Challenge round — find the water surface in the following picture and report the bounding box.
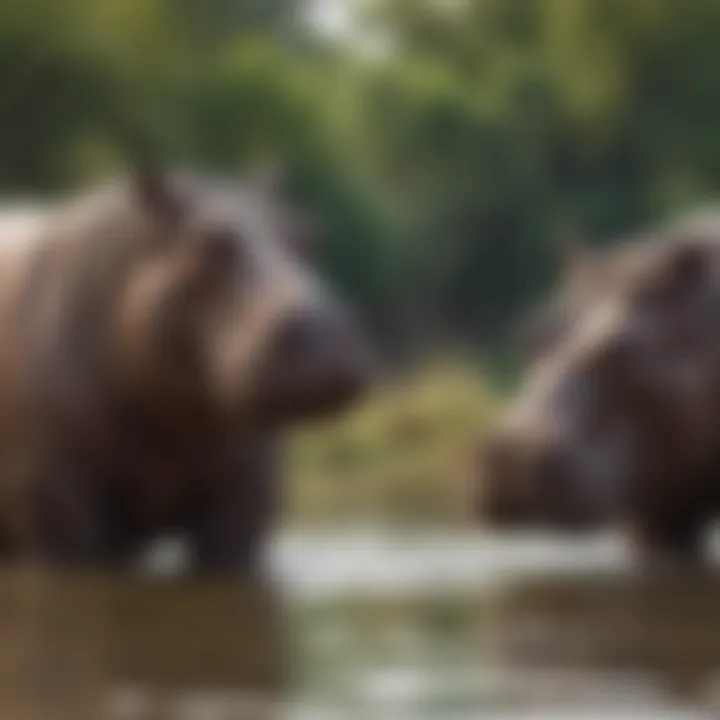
[3,530,720,718]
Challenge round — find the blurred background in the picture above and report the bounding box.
[6,0,720,717]
[8,0,720,526]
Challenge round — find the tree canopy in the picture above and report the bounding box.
[2,0,720,356]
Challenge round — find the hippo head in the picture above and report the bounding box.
[477,231,720,532]
[113,166,373,428]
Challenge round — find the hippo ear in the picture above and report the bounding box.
[131,164,184,222]
[666,240,706,293]
[555,229,593,279]
[639,240,707,306]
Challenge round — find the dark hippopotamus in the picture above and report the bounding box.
[0,166,372,574]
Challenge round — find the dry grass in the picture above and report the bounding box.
[285,359,502,527]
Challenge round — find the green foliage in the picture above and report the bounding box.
[288,360,500,525]
[2,0,720,351]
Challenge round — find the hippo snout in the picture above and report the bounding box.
[476,425,598,531]
[476,430,550,527]
[253,305,374,422]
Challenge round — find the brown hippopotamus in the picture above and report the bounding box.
[0,166,372,574]
[477,212,720,564]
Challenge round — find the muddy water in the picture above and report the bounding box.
[282,530,720,718]
[0,564,281,719]
[2,531,720,718]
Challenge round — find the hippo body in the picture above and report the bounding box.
[0,169,370,574]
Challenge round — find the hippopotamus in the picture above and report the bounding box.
[0,166,372,574]
[477,211,720,564]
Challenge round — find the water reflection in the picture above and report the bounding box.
[3,533,720,718]
[284,531,720,718]
[494,571,720,707]
[0,563,282,719]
